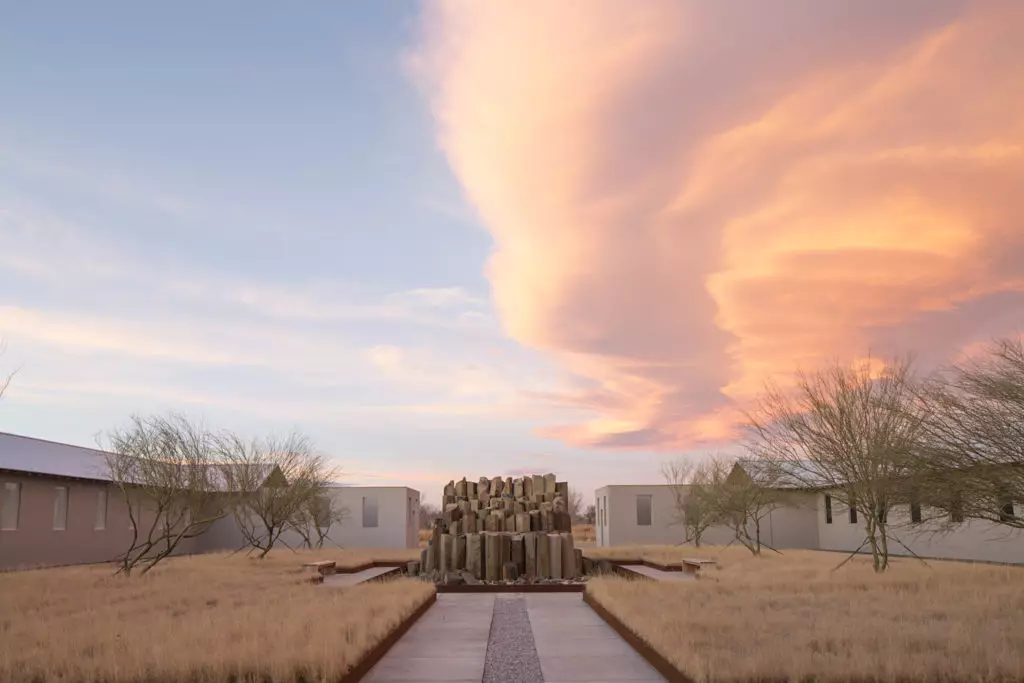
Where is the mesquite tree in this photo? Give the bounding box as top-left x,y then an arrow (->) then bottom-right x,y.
918,336 -> 1024,530
218,431 -> 335,558
747,355 -> 929,572
661,457 -> 719,547
104,414 -> 228,576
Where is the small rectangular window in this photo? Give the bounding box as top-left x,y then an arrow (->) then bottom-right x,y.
910,502 -> 922,524
848,493 -> 857,524
95,489 -> 107,530
1000,501 -> 1015,523
603,495 -> 607,526
824,494 -> 833,524
2,482 -> 20,530
54,486 -> 68,531
362,496 -> 378,528
636,494 -> 652,526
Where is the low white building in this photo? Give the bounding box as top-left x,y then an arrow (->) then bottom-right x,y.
208,485 -> 421,551
594,484 -> 816,549
596,463 -> 1024,564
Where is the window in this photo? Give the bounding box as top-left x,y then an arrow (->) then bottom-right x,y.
53,486 -> 68,531
2,482 -> 20,530
636,494 -> 652,527
1000,501 -> 1015,523
362,496 -> 378,528
95,489 -> 108,530
848,493 -> 857,524
824,494 -> 833,524
602,496 -> 607,526
910,502 -> 922,524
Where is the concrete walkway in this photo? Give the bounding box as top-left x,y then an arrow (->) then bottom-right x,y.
362,592 -> 665,682
619,564 -> 693,582
322,566 -> 400,587
362,594 -> 495,682
525,593 -> 666,682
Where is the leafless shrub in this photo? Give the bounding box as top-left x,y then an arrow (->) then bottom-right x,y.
103,414 -> 229,576
0,339 -> 17,400
661,457 -> 719,547
747,355 -> 929,571
288,492 -> 348,549
704,457 -> 790,555
918,336 -> 1024,531
568,488 -> 584,522
217,431 -> 336,558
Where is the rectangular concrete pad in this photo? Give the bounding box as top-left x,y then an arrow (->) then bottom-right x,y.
362,594 -> 495,683
525,594 -> 665,682
620,565 -> 694,581
321,566 -> 399,587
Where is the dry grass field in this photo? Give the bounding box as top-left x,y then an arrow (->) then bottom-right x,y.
0,549 -> 433,683
587,546 -> 1024,682
572,522 -> 596,545
583,543 -> 693,565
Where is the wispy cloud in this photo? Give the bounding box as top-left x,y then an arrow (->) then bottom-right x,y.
415,0 -> 1024,450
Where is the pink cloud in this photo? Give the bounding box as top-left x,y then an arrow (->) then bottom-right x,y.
414,0 -> 1024,450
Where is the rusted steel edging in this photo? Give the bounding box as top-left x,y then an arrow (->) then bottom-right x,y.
582,590 -> 695,683
436,582 -> 586,593
340,591 -> 438,683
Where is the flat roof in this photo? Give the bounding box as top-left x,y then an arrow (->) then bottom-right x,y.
0,431 -> 110,482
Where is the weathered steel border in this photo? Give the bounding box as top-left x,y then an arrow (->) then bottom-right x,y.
340,590 -> 438,683
436,581 -> 586,593
583,591 -> 694,683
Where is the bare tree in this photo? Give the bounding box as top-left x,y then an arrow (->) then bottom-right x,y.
104,414 -> 228,576
0,339 -> 18,400
289,492 -> 348,549
419,502 -> 442,529
661,457 -> 720,547
699,457 -> 789,555
218,431 -> 335,558
747,355 -> 929,572
918,336 -> 1024,530
568,488 -> 585,522
583,504 -> 596,525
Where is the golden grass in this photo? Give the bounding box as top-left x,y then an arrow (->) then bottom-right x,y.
0,549 -> 434,683
572,523 -> 596,545
583,543 -> 693,565
587,546 -> 1024,682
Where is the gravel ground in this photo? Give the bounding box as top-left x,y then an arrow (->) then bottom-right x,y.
482,595 -> 545,683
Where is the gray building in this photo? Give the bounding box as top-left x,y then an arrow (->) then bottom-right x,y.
0,431 -> 420,571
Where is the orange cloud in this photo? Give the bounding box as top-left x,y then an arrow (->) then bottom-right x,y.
415,0 -> 1024,449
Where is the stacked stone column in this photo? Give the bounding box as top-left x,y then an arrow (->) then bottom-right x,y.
419,473 -> 580,582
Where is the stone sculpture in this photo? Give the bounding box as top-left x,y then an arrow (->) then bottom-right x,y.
423,473 -> 578,582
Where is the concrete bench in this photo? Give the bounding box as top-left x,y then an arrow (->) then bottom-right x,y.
302,561 -> 337,577
681,558 -> 716,574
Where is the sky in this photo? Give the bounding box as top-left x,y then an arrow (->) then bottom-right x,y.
2,1 -> 1022,505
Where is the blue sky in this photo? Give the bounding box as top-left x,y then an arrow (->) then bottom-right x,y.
0,2 -> 671,504
6,2 -> 1017,507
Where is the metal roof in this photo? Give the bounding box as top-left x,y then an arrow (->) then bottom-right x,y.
0,432 -> 279,489
0,431 -> 111,482
734,458 -> 832,489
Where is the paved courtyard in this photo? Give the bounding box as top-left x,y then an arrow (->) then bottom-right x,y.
362,592 -> 664,682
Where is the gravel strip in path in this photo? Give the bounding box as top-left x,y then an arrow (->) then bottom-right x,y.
482,595 -> 545,683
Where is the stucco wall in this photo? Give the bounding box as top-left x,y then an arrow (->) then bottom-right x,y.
205,486 -> 420,552
816,493 -> 1024,564
0,472 -> 202,571
595,485 -> 819,550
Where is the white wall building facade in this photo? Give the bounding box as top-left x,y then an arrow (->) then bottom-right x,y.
209,485 -> 421,552
597,480 -> 1024,564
